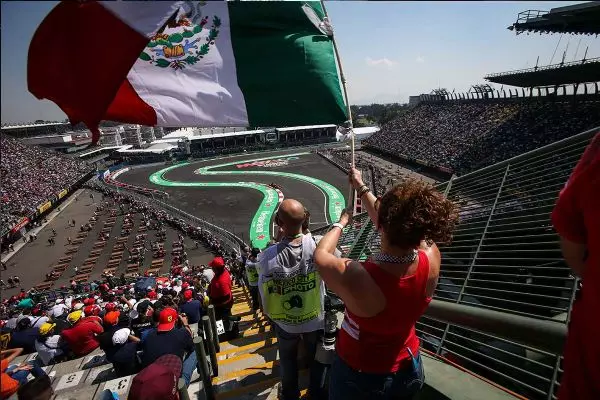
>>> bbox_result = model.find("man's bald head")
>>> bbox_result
[277,199,306,235]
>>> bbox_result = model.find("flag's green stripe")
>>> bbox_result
[228,1,347,127]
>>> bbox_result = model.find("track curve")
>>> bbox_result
[149,152,346,249]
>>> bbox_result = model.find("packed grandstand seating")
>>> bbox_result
[0,183,244,393]
[0,134,93,233]
[364,98,600,174]
[317,149,412,196]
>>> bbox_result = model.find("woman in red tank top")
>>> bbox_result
[315,167,458,400]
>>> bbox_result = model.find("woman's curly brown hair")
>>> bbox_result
[377,178,459,249]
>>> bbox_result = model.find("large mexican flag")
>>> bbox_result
[28,1,348,143]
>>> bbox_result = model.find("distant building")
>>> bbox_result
[140,126,156,143]
[99,126,123,146]
[1,122,71,139]
[121,125,143,147]
[408,96,422,107]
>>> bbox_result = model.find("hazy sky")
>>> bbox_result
[1,1,598,124]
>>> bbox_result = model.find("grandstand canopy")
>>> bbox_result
[508,2,600,35]
[485,58,600,87]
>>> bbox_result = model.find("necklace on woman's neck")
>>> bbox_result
[285,233,303,240]
[373,249,418,265]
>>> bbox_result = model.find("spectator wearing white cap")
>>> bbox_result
[98,311,140,377]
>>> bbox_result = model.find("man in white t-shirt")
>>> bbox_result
[172,280,182,295]
[51,300,70,318]
[35,322,66,366]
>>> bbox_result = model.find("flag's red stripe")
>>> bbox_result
[27,1,153,144]
[105,79,157,127]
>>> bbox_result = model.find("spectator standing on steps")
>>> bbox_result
[257,199,325,400]
[245,248,261,311]
[207,257,233,321]
[314,168,459,400]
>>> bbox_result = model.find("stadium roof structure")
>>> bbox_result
[1,121,69,130]
[485,57,600,87]
[508,2,600,35]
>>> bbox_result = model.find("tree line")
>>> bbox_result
[350,103,410,127]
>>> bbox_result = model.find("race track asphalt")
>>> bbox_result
[118,150,349,243]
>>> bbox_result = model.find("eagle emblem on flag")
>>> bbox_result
[138,2,220,70]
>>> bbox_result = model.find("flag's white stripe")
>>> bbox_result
[345,311,359,329]
[127,1,249,127]
[100,1,184,38]
[341,320,359,340]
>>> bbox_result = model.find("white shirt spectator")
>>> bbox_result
[35,335,64,366]
[31,315,50,329]
[51,303,70,318]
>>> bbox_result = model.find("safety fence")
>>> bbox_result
[314,127,598,399]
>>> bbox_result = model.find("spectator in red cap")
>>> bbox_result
[83,298,95,307]
[128,355,182,400]
[208,257,233,320]
[83,305,102,326]
[178,290,202,338]
[139,307,198,386]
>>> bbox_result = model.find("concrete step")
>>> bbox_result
[214,366,308,400]
[216,344,279,377]
[220,329,275,352]
[218,335,277,361]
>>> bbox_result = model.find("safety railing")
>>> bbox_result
[325,127,597,399]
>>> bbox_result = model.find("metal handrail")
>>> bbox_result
[424,299,567,354]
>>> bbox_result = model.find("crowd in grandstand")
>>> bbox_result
[364,99,600,174]
[317,149,410,196]
[0,134,92,233]
[0,182,246,398]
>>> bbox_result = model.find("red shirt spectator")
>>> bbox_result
[552,132,600,400]
[208,257,232,308]
[337,253,432,373]
[61,318,104,357]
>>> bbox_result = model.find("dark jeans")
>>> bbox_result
[329,352,425,400]
[6,362,47,386]
[182,351,200,386]
[274,324,323,400]
[249,286,260,311]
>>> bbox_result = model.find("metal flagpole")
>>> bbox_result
[320,1,356,215]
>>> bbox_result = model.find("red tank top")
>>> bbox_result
[337,251,432,373]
